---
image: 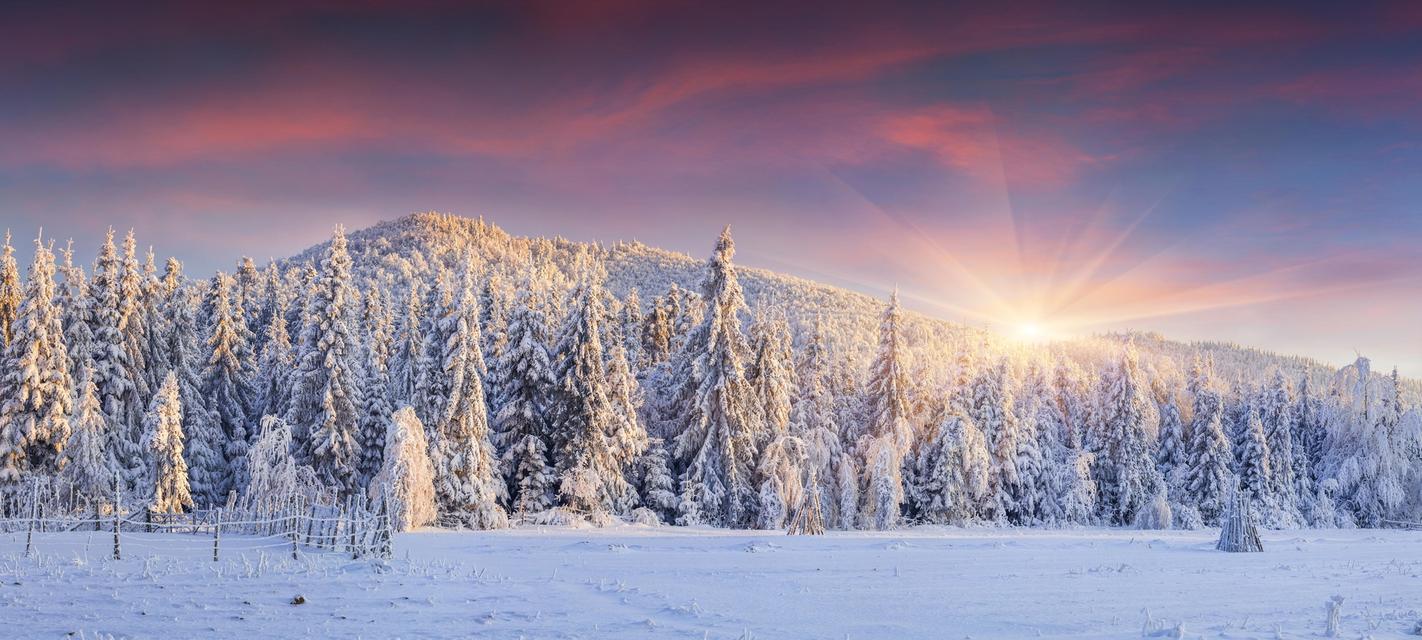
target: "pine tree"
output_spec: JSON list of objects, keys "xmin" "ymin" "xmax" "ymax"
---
[
  {"xmin": 1155, "ymin": 393, "xmax": 1188, "ymax": 498},
  {"xmin": 370, "ymin": 406, "xmax": 437, "ymax": 532},
  {"xmin": 254, "ymin": 295, "xmax": 294, "ymax": 421},
  {"xmin": 145, "ymin": 373, "xmax": 192, "ymax": 514},
  {"xmin": 632, "ymin": 438, "xmax": 679, "ymax": 523},
  {"xmin": 286, "ymin": 226, "xmax": 362, "ymax": 496},
  {"xmin": 119, "ymin": 231, "xmax": 153, "ymax": 415},
  {"xmin": 357, "ymin": 288, "xmax": 396, "ymax": 486},
  {"xmin": 61, "ymin": 363, "xmax": 110, "ymax": 506},
  {"xmin": 415, "ymin": 278, "xmax": 455, "ymax": 432},
  {"xmin": 193, "ymin": 272, "xmax": 253, "ymax": 506},
  {"xmin": 550, "ymin": 273, "xmax": 640, "ymax": 515},
  {"xmin": 756, "ymin": 435, "xmax": 805, "ymax": 529},
  {"xmin": 58, "ymin": 243, "xmax": 94, "ymax": 384},
  {"xmin": 0, "ymin": 232, "xmax": 20, "ymax": 348},
  {"xmin": 970, "ymin": 359, "xmax": 1018, "ymax": 522},
  {"xmin": 1237, "ymin": 405, "xmax": 1272, "ymax": 501},
  {"xmin": 912, "ymin": 414, "xmax": 990, "ymax": 524},
  {"xmin": 640, "ymin": 292, "xmax": 673, "ymax": 367},
  {"xmin": 1088, "ymin": 347, "xmax": 1164, "ymax": 525},
  {"xmin": 493, "ymin": 287, "xmax": 556, "ymax": 516},
  {"xmin": 1186, "ymin": 403, "xmax": 1234, "ymax": 525},
  {"xmin": 617, "ymin": 287, "xmax": 644, "ymax": 365},
  {"xmin": 749, "ymin": 310, "xmax": 794, "ymax": 446},
  {"xmin": 432, "ymin": 285, "xmax": 506, "ymax": 529},
  {"xmin": 1259, "ymin": 369, "xmax": 1298, "ymax": 522},
  {"xmin": 0, "ymin": 236, "xmax": 72, "ymax": 481},
  {"xmin": 90, "ymin": 229, "xmax": 142, "ymax": 489},
  {"xmin": 391, "ymin": 287, "xmax": 424, "ymax": 409},
  {"xmin": 667, "ymin": 228, "xmax": 763, "ymax": 527},
  {"xmin": 855, "ymin": 291, "xmax": 913, "ymax": 530}
]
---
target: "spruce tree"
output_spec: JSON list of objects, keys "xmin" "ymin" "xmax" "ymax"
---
[
  {"xmin": 1259, "ymin": 369, "xmax": 1298, "ymax": 521},
  {"xmin": 432, "ymin": 285, "xmax": 506, "ymax": 529},
  {"xmin": 286, "ymin": 226, "xmax": 362, "ymax": 496},
  {"xmin": 1238, "ymin": 405, "xmax": 1272, "ymax": 501},
  {"xmin": 493, "ymin": 287, "xmax": 556, "ymax": 516},
  {"xmin": 58, "ymin": 243, "xmax": 94, "ymax": 384},
  {"xmin": 970, "ymin": 359, "xmax": 1019, "ymax": 522},
  {"xmin": 145, "ymin": 373, "xmax": 191, "ymax": 513},
  {"xmin": 749, "ymin": 311, "xmax": 794, "ymax": 446},
  {"xmin": 913, "ymin": 414, "xmax": 990, "ymax": 524},
  {"xmin": 1088, "ymin": 347, "xmax": 1164, "ymax": 525},
  {"xmin": 855, "ymin": 291, "xmax": 914, "ymax": 529},
  {"xmin": 0, "ymin": 236, "xmax": 72, "ymax": 481},
  {"xmin": 1186, "ymin": 403, "xmax": 1234, "ymax": 524},
  {"xmin": 391, "ymin": 287, "xmax": 424, "ymax": 409},
  {"xmin": 357, "ymin": 287, "xmax": 396, "ymax": 486},
  {"xmin": 62, "ymin": 363, "xmax": 110, "ymax": 506},
  {"xmin": 0, "ymin": 232, "xmax": 19, "ymax": 348},
  {"xmin": 550, "ymin": 273, "xmax": 639, "ymax": 515},
  {"xmin": 90, "ymin": 229, "xmax": 143, "ymax": 489},
  {"xmin": 667, "ymin": 227, "xmax": 763, "ymax": 527},
  {"xmin": 1155, "ymin": 393, "xmax": 1188, "ymax": 498},
  {"xmin": 254, "ymin": 296, "xmax": 294, "ymax": 421},
  {"xmin": 196, "ymin": 272, "xmax": 254, "ymax": 505}
]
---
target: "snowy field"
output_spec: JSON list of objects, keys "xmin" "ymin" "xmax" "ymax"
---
[{"xmin": 3, "ymin": 526, "xmax": 1421, "ymax": 639}]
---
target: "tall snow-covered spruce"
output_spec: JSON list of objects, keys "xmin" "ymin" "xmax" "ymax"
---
[
  {"xmin": 666, "ymin": 227, "xmax": 763, "ymax": 528},
  {"xmin": 286, "ymin": 226, "xmax": 363, "ymax": 498},
  {"xmin": 0, "ymin": 236, "xmax": 72, "ymax": 483},
  {"xmin": 145, "ymin": 373, "xmax": 192, "ymax": 514}
]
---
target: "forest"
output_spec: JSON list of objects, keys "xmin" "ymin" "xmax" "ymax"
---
[{"xmin": 0, "ymin": 212, "xmax": 1417, "ymax": 532}]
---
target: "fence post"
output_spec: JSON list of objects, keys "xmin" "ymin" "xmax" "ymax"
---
[
  {"xmin": 377, "ymin": 498, "xmax": 392, "ymax": 559},
  {"xmin": 289, "ymin": 500, "xmax": 299, "ymax": 561},
  {"xmin": 212, "ymin": 508, "xmax": 221, "ymax": 562},
  {"xmin": 112, "ymin": 472, "xmax": 122, "ymax": 561},
  {"xmin": 24, "ymin": 486, "xmax": 37, "ymax": 558}
]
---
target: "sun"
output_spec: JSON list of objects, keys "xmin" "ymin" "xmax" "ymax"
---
[{"xmin": 1016, "ymin": 322, "xmax": 1044, "ymax": 341}]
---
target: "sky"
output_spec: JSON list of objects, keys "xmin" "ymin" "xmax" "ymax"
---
[{"xmin": 2, "ymin": 1, "xmax": 1420, "ymax": 372}]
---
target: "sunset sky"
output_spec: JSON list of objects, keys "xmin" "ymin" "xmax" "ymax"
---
[{"xmin": 2, "ymin": 1, "xmax": 1420, "ymax": 372}]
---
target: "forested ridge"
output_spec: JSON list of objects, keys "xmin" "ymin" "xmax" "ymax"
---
[{"xmin": 1, "ymin": 212, "xmax": 1417, "ymax": 531}]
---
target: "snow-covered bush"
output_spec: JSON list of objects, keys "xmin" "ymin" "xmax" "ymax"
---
[{"xmin": 370, "ymin": 406, "xmax": 437, "ymax": 532}]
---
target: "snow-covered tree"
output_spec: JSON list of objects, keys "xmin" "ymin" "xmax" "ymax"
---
[
  {"xmin": 253, "ymin": 295, "xmax": 294, "ymax": 423},
  {"xmin": 196, "ymin": 272, "xmax": 254, "ymax": 505},
  {"xmin": 493, "ymin": 286, "xmax": 556, "ymax": 516},
  {"xmin": 244, "ymin": 415, "xmax": 320, "ymax": 514},
  {"xmin": 970, "ymin": 358, "xmax": 1018, "ymax": 522},
  {"xmin": 0, "ymin": 235, "xmax": 72, "ymax": 481},
  {"xmin": 370, "ymin": 406, "xmax": 437, "ymax": 532},
  {"xmin": 1088, "ymin": 347, "xmax": 1164, "ymax": 525},
  {"xmin": 667, "ymin": 228, "xmax": 763, "ymax": 527},
  {"xmin": 1155, "ymin": 392, "xmax": 1188, "ymax": 498},
  {"xmin": 855, "ymin": 291, "xmax": 913, "ymax": 529},
  {"xmin": 1237, "ymin": 405, "xmax": 1272, "ymax": 501},
  {"xmin": 913, "ymin": 414, "xmax": 990, "ymax": 524},
  {"xmin": 357, "ymin": 288, "xmax": 396, "ymax": 486},
  {"xmin": 749, "ymin": 310, "xmax": 794, "ymax": 445},
  {"xmin": 391, "ymin": 287, "xmax": 424, "ymax": 409},
  {"xmin": 0, "ymin": 232, "xmax": 20, "ymax": 348},
  {"xmin": 631, "ymin": 438, "xmax": 679, "ymax": 523},
  {"xmin": 90, "ymin": 229, "xmax": 142, "ymax": 490},
  {"xmin": 286, "ymin": 226, "xmax": 363, "ymax": 497},
  {"xmin": 432, "ymin": 285, "xmax": 507, "ymax": 529},
  {"xmin": 61, "ymin": 363, "xmax": 110, "ymax": 506},
  {"xmin": 144, "ymin": 373, "xmax": 191, "ymax": 514},
  {"xmin": 550, "ymin": 272, "xmax": 641, "ymax": 515},
  {"xmin": 58, "ymin": 243, "xmax": 94, "ymax": 383},
  {"xmin": 1259, "ymin": 370, "xmax": 1298, "ymax": 523}
]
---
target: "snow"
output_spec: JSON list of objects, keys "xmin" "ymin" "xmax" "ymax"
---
[{"xmin": 4, "ymin": 526, "xmax": 1422, "ymax": 639}]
